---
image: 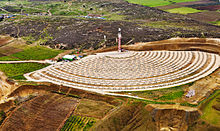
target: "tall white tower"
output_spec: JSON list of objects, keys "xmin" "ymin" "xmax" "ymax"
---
[{"xmin": 118, "ymin": 28, "xmax": 122, "ymax": 52}]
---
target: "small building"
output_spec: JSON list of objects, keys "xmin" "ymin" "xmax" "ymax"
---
[{"xmin": 63, "ymin": 55, "xmax": 76, "ymax": 61}]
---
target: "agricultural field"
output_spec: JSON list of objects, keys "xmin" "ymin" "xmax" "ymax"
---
[
  {"xmin": 75, "ymin": 99, "xmax": 115, "ymax": 118},
  {"xmin": 165, "ymin": 7, "xmax": 204, "ymax": 14},
  {"xmin": 151, "ymin": 0, "xmax": 220, "ymax": 24},
  {"xmin": 61, "ymin": 115, "xmax": 96, "ymax": 131},
  {"xmin": 0, "ymin": 93, "xmax": 78, "ymax": 131},
  {"xmin": 186, "ymin": 11, "xmax": 220, "ymax": 22},
  {"xmin": 0, "ymin": 63, "xmax": 49, "ymax": 80},
  {"xmin": 126, "ymin": 0, "xmax": 200, "ymax": 7},
  {"xmin": 211, "ymin": 21, "xmax": 220, "ymax": 26},
  {"xmin": 0, "ymin": 46, "xmax": 63, "ymax": 61},
  {"xmin": 193, "ymin": 5, "xmax": 220, "ymax": 11}
]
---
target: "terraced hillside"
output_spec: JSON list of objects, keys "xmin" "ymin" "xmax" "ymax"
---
[
  {"xmin": 25, "ymin": 51, "xmax": 220, "ymax": 92},
  {"xmin": 0, "ymin": 93, "xmax": 78, "ymax": 131}
]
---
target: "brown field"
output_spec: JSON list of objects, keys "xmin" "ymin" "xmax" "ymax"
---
[
  {"xmin": 75, "ymin": 99, "xmax": 115, "ymax": 119},
  {"xmin": 0, "ymin": 93, "xmax": 78, "ymax": 131},
  {"xmin": 0, "ymin": 53, "xmax": 6, "ymax": 57},
  {"xmin": 195, "ymin": 5, "xmax": 220, "ymax": 11},
  {"xmin": 0, "ymin": 39, "xmax": 10, "ymax": 47},
  {"xmin": 0, "ymin": 46, "xmax": 23, "ymax": 56},
  {"xmin": 187, "ymin": 11, "xmax": 220, "ymax": 22},
  {"xmin": 176, "ymin": 0, "xmax": 216, "ymax": 6},
  {"xmin": 156, "ymin": 4, "xmax": 182, "ymax": 10}
]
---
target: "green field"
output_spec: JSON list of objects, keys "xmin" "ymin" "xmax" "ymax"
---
[
  {"xmin": 122, "ymin": 83, "xmax": 193, "ymax": 102},
  {"xmin": 126, "ymin": 0, "xmax": 199, "ymax": 7},
  {"xmin": 165, "ymin": 7, "xmax": 204, "ymax": 14},
  {"xmin": 200, "ymin": 90, "xmax": 220, "ymax": 126},
  {"xmin": 210, "ymin": 21, "xmax": 220, "ymax": 26},
  {"xmin": 159, "ymin": 91, "xmax": 184, "ymax": 100},
  {"xmin": 61, "ymin": 115, "xmax": 96, "ymax": 131},
  {"xmin": 0, "ymin": 46, "xmax": 63, "ymax": 61},
  {"xmin": 0, "ymin": 63, "xmax": 49, "ymax": 80}
]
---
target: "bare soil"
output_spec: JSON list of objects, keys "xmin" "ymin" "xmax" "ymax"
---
[
  {"xmin": 92, "ymin": 102, "xmax": 215, "ymax": 131},
  {"xmin": 187, "ymin": 11, "xmax": 220, "ymax": 22},
  {"xmin": 0, "ymin": 38, "xmax": 10, "ymax": 47},
  {"xmin": 146, "ymin": 104, "xmax": 201, "ymax": 131},
  {"xmin": 156, "ymin": 4, "xmax": 182, "ymax": 10},
  {"xmin": 176, "ymin": 0, "xmax": 216, "ymax": 6},
  {"xmin": 194, "ymin": 5, "xmax": 220, "ymax": 11},
  {"xmin": 0, "ymin": 46, "xmax": 23, "ymax": 56},
  {"xmin": 7, "ymin": 84, "xmax": 121, "ymax": 106},
  {"xmin": 92, "ymin": 103, "xmax": 156, "ymax": 131},
  {"xmin": 89, "ymin": 38, "xmax": 220, "ymax": 55}
]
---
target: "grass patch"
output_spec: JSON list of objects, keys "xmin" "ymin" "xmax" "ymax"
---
[
  {"xmin": 126, "ymin": 0, "xmax": 171, "ymax": 7},
  {"xmin": 210, "ymin": 21, "xmax": 220, "ymax": 26},
  {"xmin": 0, "ymin": 56, "xmax": 20, "ymax": 61},
  {"xmin": 0, "ymin": 63, "xmax": 49, "ymax": 80},
  {"xmin": 104, "ymin": 12, "xmax": 126, "ymax": 20},
  {"xmin": 0, "ymin": 46, "xmax": 63, "ymax": 60},
  {"xmin": 165, "ymin": 7, "xmax": 204, "ymax": 14},
  {"xmin": 159, "ymin": 91, "xmax": 184, "ymax": 100},
  {"xmin": 122, "ymin": 83, "xmax": 193, "ymax": 101},
  {"xmin": 141, "ymin": 21, "xmax": 195, "ymax": 30},
  {"xmin": 180, "ymin": 102, "xmax": 197, "ymax": 107},
  {"xmin": 126, "ymin": 0, "xmax": 199, "ymax": 7},
  {"xmin": 129, "ymin": 98, "xmax": 176, "ymax": 105}
]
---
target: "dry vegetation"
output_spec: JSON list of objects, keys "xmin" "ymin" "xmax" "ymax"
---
[{"xmin": 75, "ymin": 99, "xmax": 115, "ymax": 119}]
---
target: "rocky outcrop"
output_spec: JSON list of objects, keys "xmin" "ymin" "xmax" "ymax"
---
[{"xmin": 146, "ymin": 104, "xmax": 202, "ymax": 131}]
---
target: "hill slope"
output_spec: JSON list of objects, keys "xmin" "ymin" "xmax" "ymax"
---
[{"xmin": 0, "ymin": 0, "xmax": 219, "ymax": 49}]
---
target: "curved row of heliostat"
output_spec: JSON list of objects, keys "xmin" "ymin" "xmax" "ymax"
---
[{"xmin": 26, "ymin": 51, "xmax": 220, "ymax": 92}]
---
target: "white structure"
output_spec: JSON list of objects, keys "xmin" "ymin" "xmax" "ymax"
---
[
  {"xmin": 118, "ymin": 28, "xmax": 122, "ymax": 52},
  {"xmin": 63, "ymin": 55, "xmax": 76, "ymax": 61},
  {"xmin": 25, "ymin": 51, "xmax": 220, "ymax": 92}
]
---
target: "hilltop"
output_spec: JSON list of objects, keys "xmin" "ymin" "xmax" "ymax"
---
[{"xmin": 0, "ymin": 0, "xmax": 219, "ymax": 50}]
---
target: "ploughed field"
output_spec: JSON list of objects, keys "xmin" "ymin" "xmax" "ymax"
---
[
  {"xmin": 0, "ymin": 93, "xmax": 78, "ymax": 131},
  {"xmin": 155, "ymin": 0, "xmax": 220, "ymax": 25},
  {"xmin": 25, "ymin": 51, "xmax": 220, "ymax": 92}
]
